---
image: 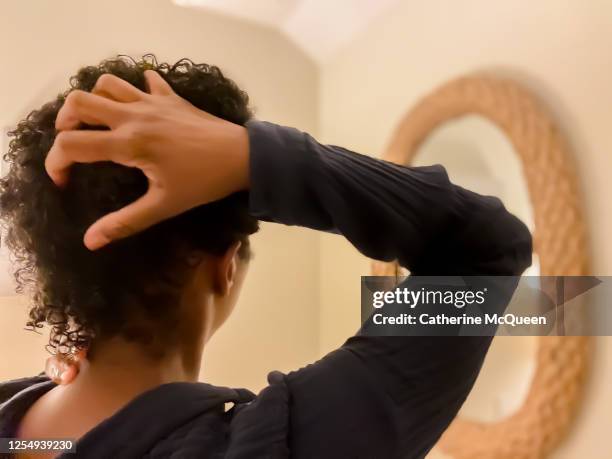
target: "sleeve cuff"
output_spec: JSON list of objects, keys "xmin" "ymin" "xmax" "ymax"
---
[{"xmin": 245, "ymin": 120, "xmax": 308, "ymax": 224}]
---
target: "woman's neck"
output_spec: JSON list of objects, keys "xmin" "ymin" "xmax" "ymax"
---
[
  {"xmin": 17, "ymin": 338, "xmax": 204, "ymax": 444},
  {"xmin": 82, "ymin": 337, "xmax": 202, "ymax": 387}
]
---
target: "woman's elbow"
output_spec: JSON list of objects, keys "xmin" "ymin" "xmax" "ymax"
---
[{"xmin": 488, "ymin": 209, "xmax": 533, "ymax": 276}]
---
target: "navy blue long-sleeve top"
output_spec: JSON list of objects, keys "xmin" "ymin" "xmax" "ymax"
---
[{"xmin": 0, "ymin": 121, "xmax": 532, "ymax": 459}]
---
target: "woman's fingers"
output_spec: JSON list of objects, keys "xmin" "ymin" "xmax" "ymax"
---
[
  {"xmin": 55, "ymin": 90, "xmax": 128, "ymax": 131},
  {"xmin": 45, "ymin": 130, "xmax": 124, "ymax": 186},
  {"xmin": 44, "ymin": 71, "xmax": 248, "ymax": 251},
  {"xmin": 83, "ymin": 190, "xmax": 166, "ymax": 250},
  {"xmin": 92, "ymin": 73, "xmax": 145, "ymax": 103},
  {"xmin": 144, "ymin": 70, "xmax": 174, "ymax": 96}
]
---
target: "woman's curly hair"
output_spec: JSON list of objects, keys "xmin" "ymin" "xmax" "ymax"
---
[{"xmin": 0, "ymin": 55, "xmax": 259, "ymax": 356}]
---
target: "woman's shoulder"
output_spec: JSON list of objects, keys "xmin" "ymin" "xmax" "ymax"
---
[
  {"xmin": 0, "ymin": 375, "xmax": 51, "ymax": 404},
  {"xmin": 0, "ymin": 375, "xmax": 55, "ymax": 440}
]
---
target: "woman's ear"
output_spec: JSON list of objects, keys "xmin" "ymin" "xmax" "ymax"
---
[{"xmin": 214, "ymin": 241, "xmax": 242, "ymax": 296}]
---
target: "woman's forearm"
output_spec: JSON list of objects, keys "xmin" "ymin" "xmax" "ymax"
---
[{"xmin": 246, "ymin": 120, "xmax": 532, "ymax": 276}]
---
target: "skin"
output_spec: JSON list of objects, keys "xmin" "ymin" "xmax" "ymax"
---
[{"xmin": 17, "ymin": 71, "xmax": 253, "ymax": 456}]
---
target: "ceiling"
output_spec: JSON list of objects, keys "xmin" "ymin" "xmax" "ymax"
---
[{"xmin": 172, "ymin": 0, "xmax": 401, "ymax": 63}]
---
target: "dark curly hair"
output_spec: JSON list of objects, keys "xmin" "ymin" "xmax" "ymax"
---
[{"xmin": 0, "ymin": 55, "xmax": 259, "ymax": 357}]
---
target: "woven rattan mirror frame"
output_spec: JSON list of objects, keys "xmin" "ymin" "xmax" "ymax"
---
[{"xmin": 371, "ymin": 75, "xmax": 590, "ymax": 459}]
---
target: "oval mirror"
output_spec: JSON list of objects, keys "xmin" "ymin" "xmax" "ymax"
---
[
  {"xmin": 372, "ymin": 75, "xmax": 590, "ymax": 459},
  {"xmin": 413, "ymin": 114, "xmax": 539, "ymax": 424}
]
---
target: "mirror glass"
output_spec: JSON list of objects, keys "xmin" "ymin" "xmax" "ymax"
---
[{"xmin": 414, "ymin": 114, "xmax": 539, "ymax": 423}]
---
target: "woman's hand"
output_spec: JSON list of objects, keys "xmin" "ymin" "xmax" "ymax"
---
[{"xmin": 45, "ymin": 70, "xmax": 250, "ymax": 250}]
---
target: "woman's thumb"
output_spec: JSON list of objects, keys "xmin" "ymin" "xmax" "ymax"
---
[{"xmin": 83, "ymin": 191, "xmax": 165, "ymax": 250}]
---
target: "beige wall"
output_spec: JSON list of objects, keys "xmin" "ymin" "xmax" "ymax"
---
[
  {"xmin": 0, "ymin": 0, "xmax": 320, "ymax": 392},
  {"xmin": 318, "ymin": 1, "xmax": 611, "ymax": 457}
]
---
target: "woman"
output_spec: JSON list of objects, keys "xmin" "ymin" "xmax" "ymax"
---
[{"xmin": 0, "ymin": 56, "xmax": 532, "ymax": 458}]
